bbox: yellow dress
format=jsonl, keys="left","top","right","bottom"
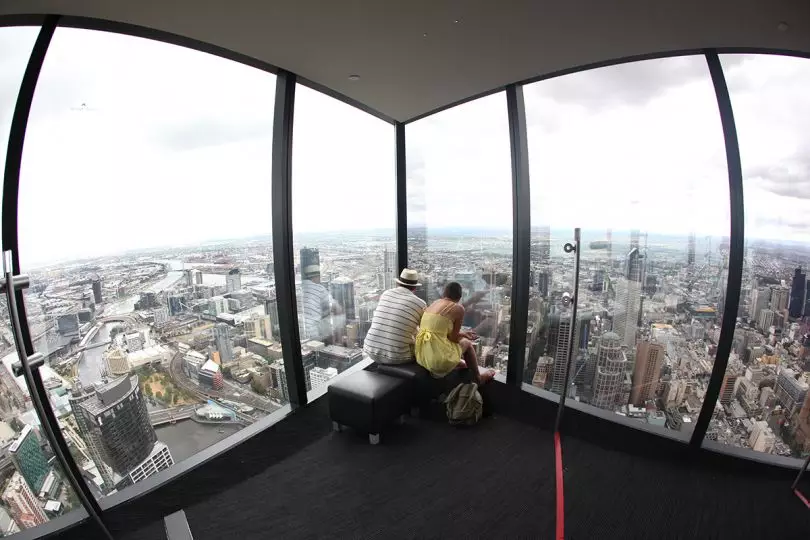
{"left": 415, "top": 311, "right": 463, "bottom": 378}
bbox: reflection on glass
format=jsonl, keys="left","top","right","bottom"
{"left": 291, "top": 85, "right": 395, "bottom": 393}
{"left": 707, "top": 55, "right": 810, "bottom": 459}
{"left": 0, "top": 27, "right": 85, "bottom": 534}
{"left": 406, "top": 93, "right": 513, "bottom": 373}
{"left": 18, "top": 28, "right": 280, "bottom": 500}
{"left": 524, "top": 56, "right": 730, "bottom": 437}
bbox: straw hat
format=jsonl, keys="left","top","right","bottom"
{"left": 395, "top": 268, "right": 421, "bottom": 287}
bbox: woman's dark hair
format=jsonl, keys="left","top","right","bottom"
{"left": 443, "top": 281, "right": 463, "bottom": 302}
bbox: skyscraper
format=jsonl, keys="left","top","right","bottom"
{"left": 1, "top": 472, "right": 47, "bottom": 530}
{"left": 548, "top": 315, "right": 572, "bottom": 394}
{"left": 329, "top": 277, "right": 356, "bottom": 321}
{"left": 749, "top": 287, "right": 771, "bottom": 322}
{"left": 630, "top": 341, "right": 664, "bottom": 406}
{"left": 70, "top": 376, "right": 158, "bottom": 490}
{"left": 592, "top": 332, "right": 627, "bottom": 410}
{"left": 687, "top": 232, "right": 696, "bottom": 266}
{"left": 789, "top": 267, "right": 806, "bottom": 318}
{"left": 300, "top": 247, "right": 321, "bottom": 283}
{"left": 383, "top": 248, "right": 397, "bottom": 290}
{"left": 92, "top": 277, "right": 103, "bottom": 304}
{"left": 719, "top": 371, "right": 739, "bottom": 405}
{"left": 769, "top": 285, "right": 789, "bottom": 313}
{"left": 226, "top": 268, "right": 242, "bottom": 293}
{"left": 214, "top": 323, "right": 234, "bottom": 364}
{"left": 536, "top": 270, "right": 550, "bottom": 297}
{"left": 8, "top": 425, "right": 49, "bottom": 494}
{"left": 613, "top": 278, "right": 641, "bottom": 348}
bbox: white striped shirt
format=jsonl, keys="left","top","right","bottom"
{"left": 363, "top": 287, "right": 426, "bottom": 364}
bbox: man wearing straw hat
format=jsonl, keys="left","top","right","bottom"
{"left": 363, "top": 268, "right": 426, "bottom": 365}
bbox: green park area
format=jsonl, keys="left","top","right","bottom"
{"left": 135, "top": 365, "right": 199, "bottom": 406}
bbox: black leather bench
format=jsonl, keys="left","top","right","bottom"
{"left": 328, "top": 370, "right": 410, "bottom": 444}
{"left": 375, "top": 362, "right": 436, "bottom": 414}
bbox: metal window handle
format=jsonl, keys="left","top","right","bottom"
{"left": 12, "top": 352, "right": 44, "bottom": 377}
{"left": 0, "top": 274, "right": 30, "bottom": 293}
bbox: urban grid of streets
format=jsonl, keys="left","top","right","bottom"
{"left": 0, "top": 226, "right": 807, "bottom": 528}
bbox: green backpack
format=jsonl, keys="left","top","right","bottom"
{"left": 445, "top": 382, "right": 483, "bottom": 425}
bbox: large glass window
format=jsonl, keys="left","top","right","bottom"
{"left": 524, "top": 57, "right": 730, "bottom": 437}
{"left": 18, "top": 28, "right": 279, "bottom": 500}
{"left": 406, "top": 93, "right": 513, "bottom": 373}
{"left": 707, "top": 55, "right": 810, "bottom": 459}
{"left": 0, "top": 27, "right": 86, "bottom": 535}
{"left": 291, "top": 84, "right": 395, "bottom": 392}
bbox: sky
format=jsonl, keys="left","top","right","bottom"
{"left": 0, "top": 26, "right": 809, "bottom": 267}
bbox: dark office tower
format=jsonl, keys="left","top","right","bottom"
{"left": 226, "top": 268, "right": 242, "bottom": 293}
{"left": 789, "top": 267, "right": 806, "bottom": 318}
{"left": 92, "top": 277, "right": 103, "bottom": 304}
{"left": 71, "top": 376, "right": 156, "bottom": 487}
{"left": 531, "top": 226, "right": 551, "bottom": 266}
{"left": 214, "top": 323, "right": 234, "bottom": 363}
{"left": 644, "top": 274, "right": 658, "bottom": 297}
{"left": 329, "top": 277, "right": 356, "bottom": 321}
{"left": 300, "top": 247, "right": 321, "bottom": 283}
{"left": 591, "top": 332, "right": 626, "bottom": 410}
{"left": 8, "top": 425, "right": 49, "bottom": 493}
{"left": 536, "top": 270, "right": 550, "bottom": 297}
{"left": 606, "top": 228, "right": 613, "bottom": 269}
{"left": 265, "top": 296, "right": 280, "bottom": 335}
{"left": 591, "top": 270, "right": 605, "bottom": 293}
{"left": 625, "top": 248, "right": 643, "bottom": 282}
{"left": 687, "top": 232, "right": 696, "bottom": 266}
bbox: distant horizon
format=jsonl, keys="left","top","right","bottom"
{"left": 24, "top": 226, "right": 807, "bottom": 271}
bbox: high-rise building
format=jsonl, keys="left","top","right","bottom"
{"left": 92, "top": 277, "right": 103, "bottom": 304}
{"left": 226, "top": 268, "right": 242, "bottom": 293}
{"left": 757, "top": 309, "right": 776, "bottom": 333}
{"left": 300, "top": 247, "right": 321, "bottom": 283}
{"left": 198, "top": 360, "right": 224, "bottom": 390}
{"left": 536, "top": 270, "right": 550, "bottom": 297}
{"left": 56, "top": 312, "right": 80, "bottom": 337}
{"left": 265, "top": 296, "right": 280, "bottom": 335}
{"left": 769, "top": 285, "right": 789, "bottom": 313}
{"left": 749, "top": 287, "right": 771, "bottom": 322}
{"left": 592, "top": 332, "right": 627, "bottom": 410}
{"left": 630, "top": 341, "right": 664, "bottom": 406}
{"left": 687, "top": 232, "right": 696, "bottom": 266}
{"left": 748, "top": 420, "right": 775, "bottom": 453}
{"left": 719, "top": 372, "right": 739, "bottom": 405}
{"left": 329, "top": 277, "right": 356, "bottom": 321}
{"left": 152, "top": 306, "right": 169, "bottom": 328}
{"left": 103, "top": 347, "right": 130, "bottom": 376}
{"left": 613, "top": 278, "right": 641, "bottom": 348}
{"left": 1, "top": 472, "right": 47, "bottom": 529}
{"left": 167, "top": 295, "right": 184, "bottom": 316}
{"left": 70, "top": 376, "right": 157, "bottom": 489}
{"left": 8, "top": 425, "right": 49, "bottom": 494}
{"left": 531, "top": 226, "right": 551, "bottom": 266}
{"left": 309, "top": 366, "right": 338, "bottom": 390}
{"left": 548, "top": 316, "right": 572, "bottom": 394}
{"left": 193, "top": 269, "right": 203, "bottom": 285}
{"left": 591, "top": 269, "right": 605, "bottom": 293}
{"left": 774, "top": 368, "right": 809, "bottom": 416}
{"left": 244, "top": 313, "right": 273, "bottom": 341}
{"left": 532, "top": 356, "right": 554, "bottom": 389}
{"left": 383, "top": 248, "right": 397, "bottom": 290}
{"left": 214, "top": 323, "right": 234, "bottom": 364}
{"left": 269, "top": 360, "right": 288, "bottom": 402}
{"left": 127, "top": 441, "right": 174, "bottom": 484}
{"left": 789, "top": 267, "right": 806, "bottom": 318}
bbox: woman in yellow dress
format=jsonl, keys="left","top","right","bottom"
{"left": 415, "top": 282, "right": 495, "bottom": 384}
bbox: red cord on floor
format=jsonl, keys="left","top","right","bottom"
{"left": 795, "top": 489, "right": 810, "bottom": 509}
{"left": 554, "top": 431, "right": 564, "bottom": 540}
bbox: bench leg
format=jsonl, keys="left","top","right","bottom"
{"left": 332, "top": 421, "right": 342, "bottom": 432}
{"left": 369, "top": 433, "right": 380, "bottom": 445}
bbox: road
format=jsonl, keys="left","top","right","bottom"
{"left": 148, "top": 404, "right": 199, "bottom": 426}
{"left": 168, "top": 352, "right": 278, "bottom": 414}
